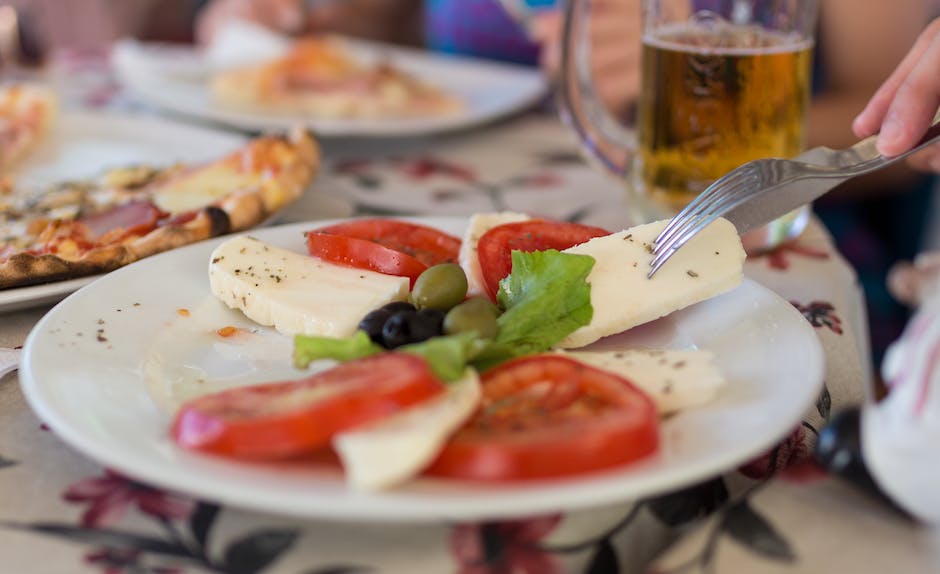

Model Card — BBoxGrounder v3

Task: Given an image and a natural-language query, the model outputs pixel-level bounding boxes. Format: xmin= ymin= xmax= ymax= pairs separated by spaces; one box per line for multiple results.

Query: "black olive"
xmin=409 ymin=309 xmax=445 ymax=344
xmin=381 ymin=301 xmax=417 ymax=314
xmin=358 ymin=308 xmax=393 ymax=344
xmin=381 ymin=312 xmax=414 ymax=349
xmin=417 ymin=308 xmax=446 ymax=332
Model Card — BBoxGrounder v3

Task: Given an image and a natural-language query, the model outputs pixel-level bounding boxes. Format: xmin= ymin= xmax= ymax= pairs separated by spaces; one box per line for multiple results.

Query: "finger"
xmin=877 ymin=33 xmax=940 ymax=156
xmin=854 ymin=19 xmax=940 ymax=137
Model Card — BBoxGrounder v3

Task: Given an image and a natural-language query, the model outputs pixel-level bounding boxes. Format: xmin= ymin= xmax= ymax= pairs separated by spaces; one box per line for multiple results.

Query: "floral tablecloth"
xmin=2 ymin=51 xmax=939 ymax=574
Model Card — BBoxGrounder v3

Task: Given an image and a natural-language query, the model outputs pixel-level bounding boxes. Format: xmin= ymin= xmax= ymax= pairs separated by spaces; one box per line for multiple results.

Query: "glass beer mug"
xmin=559 ymin=0 xmax=818 ymax=251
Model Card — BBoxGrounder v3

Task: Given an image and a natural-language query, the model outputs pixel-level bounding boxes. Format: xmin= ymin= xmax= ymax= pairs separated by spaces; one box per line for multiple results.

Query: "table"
xmin=2 ymin=54 xmax=939 ymax=574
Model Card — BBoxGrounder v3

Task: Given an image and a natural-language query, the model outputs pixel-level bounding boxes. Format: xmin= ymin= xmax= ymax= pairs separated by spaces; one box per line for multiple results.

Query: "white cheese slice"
xmin=458 ymin=211 xmax=531 ymax=297
xmin=559 ymin=218 xmax=745 ymax=349
xmin=333 ymin=369 xmax=481 ymax=491
xmin=562 ymin=349 xmax=725 ymax=415
xmin=209 ymin=235 xmax=409 ymax=337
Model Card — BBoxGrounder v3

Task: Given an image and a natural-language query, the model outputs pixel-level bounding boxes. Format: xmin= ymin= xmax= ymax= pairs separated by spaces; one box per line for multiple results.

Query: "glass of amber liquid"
xmin=559 ymin=0 xmax=818 ymax=252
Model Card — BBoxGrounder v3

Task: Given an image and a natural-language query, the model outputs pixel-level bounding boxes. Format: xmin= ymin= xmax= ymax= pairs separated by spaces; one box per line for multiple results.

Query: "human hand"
xmin=196 ymin=0 xmax=306 ymax=45
xmin=852 ymin=18 xmax=940 ymax=172
xmin=530 ymin=0 xmax=642 ymax=115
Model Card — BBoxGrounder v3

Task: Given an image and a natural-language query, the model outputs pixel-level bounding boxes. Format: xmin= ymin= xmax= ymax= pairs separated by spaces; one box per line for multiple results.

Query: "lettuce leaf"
xmin=401 ymin=332 xmax=486 ymax=381
xmin=473 ymin=249 xmax=594 ymax=369
xmin=293 ymin=330 xmax=382 ymax=369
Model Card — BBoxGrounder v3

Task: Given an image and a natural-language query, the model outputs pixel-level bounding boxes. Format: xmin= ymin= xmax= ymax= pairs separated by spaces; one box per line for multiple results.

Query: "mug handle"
xmin=557 ymin=0 xmax=638 ymax=178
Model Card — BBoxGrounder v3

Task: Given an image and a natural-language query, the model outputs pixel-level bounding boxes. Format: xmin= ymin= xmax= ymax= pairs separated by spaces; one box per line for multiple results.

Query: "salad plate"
xmin=20 ymin=216 xmax=824 ymax=522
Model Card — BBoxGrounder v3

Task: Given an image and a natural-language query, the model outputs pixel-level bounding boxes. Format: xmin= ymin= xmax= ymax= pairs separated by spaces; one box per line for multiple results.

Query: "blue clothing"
xmin=423 ymin=0 xmax=550 ymax=65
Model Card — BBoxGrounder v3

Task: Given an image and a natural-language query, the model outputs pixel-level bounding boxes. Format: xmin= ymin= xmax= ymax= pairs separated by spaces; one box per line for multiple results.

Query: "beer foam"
xmin=643 ymin=21 xmax=813 ymax=56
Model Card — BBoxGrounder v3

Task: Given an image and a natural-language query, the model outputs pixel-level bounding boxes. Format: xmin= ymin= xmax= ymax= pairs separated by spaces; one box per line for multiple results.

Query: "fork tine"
xmin=652 ymin=169 xmax=756 ymax=259
xmin=654 ymin=168 xmax=756 ymax=254
xmin=648 ymin=174 xmax=757 ymax=277
xmin=656 ymin=168 xmax=750 ymax=244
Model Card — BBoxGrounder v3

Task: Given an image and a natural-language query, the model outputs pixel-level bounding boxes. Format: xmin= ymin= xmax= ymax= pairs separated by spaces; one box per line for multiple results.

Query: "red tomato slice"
xmin=426 ymin=355 xmax=658 ymax=481
xmin=171 ymin=354 xmax=444 ymax=459
xmin=306 ymin=232 xmax=429 ymax=285
xmin=477 ymin=220 xmax=609 ymax=301
xmin=307 ymin=219 xmax=461 ymax=284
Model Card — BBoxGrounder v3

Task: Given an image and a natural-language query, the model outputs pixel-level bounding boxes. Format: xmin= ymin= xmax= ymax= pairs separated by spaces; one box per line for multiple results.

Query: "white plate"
xmin=2 ymin=112 xmax=353 ymax=313
xmin=13 ymin=112 xmax=247 ymax=188
xmin=21 ymin=217 xmax=824 ymax=522
xmin=112 ymin=39 xmax=549 ymax=137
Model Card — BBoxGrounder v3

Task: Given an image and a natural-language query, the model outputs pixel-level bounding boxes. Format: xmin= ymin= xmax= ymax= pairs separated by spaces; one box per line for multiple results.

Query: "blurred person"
xmin=195 ymin=0 xmax=641 ymax=114
xmin=5 ymin=0 xmax=195 ymax=54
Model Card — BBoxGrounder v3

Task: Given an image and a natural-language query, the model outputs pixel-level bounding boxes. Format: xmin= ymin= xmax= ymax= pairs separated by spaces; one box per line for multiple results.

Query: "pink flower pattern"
xmin=451 ymin=515 xmax=562 ymax=574
xmin=757 ymin=242 xmax=829 ymax=271
xmin=738 ymin=426 xmax=810 ymax=480
xmin=63 ymin=470 xmax=194 ymax=528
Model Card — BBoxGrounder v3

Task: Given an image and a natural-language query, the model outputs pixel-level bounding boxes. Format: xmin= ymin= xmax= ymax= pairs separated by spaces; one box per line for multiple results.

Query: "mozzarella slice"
xmin=562 ymin=349 xmax=725 ymax=415
xmin=209 ymin=235 xmax=409 ymax=337
xmin=458 ymin=211 xmax=531 ymax=297
xmin=333 ymin=369 xmax=481 ymax=490
xmin=559 ymin=218 xmax=745 ymax=349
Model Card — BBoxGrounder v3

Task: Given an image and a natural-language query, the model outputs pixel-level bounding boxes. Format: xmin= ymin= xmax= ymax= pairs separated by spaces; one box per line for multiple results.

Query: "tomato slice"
xmin=426 ymin=355 xmax=658 ymax=481
xmin=306 ymin=232 xmax=429 ymax=285
xmin=307 ymin=219 xmax=461 ymax=285
xmin=477 ymin=220 xmax=608 ymax=301
xmin=171 ymin=354 xmax=444 ymax=459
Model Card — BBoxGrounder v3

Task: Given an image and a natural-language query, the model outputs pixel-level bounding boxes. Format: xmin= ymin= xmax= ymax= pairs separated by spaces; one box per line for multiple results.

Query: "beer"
xmin=635 ymin=23 xmax=813 ymax=212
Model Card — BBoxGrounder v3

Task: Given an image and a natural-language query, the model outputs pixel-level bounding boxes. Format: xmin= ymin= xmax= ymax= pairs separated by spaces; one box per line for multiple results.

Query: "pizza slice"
xmin=0 ymin=127 xmax=319 ymax=289
xmin=210 ymin=38 xmax=464 ymax=120
xmin=0 ymin=84 xmax=57 ymax=173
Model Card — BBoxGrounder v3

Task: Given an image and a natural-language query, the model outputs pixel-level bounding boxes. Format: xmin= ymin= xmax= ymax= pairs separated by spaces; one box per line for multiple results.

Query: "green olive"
xmin=444 ymin=297 xmax=500 ymax=339
xmin=411 ymin=263 xmax=468 ymax=311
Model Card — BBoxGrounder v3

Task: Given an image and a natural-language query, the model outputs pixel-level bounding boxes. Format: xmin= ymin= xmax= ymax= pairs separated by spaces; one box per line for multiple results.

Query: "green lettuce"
xmin=293 ymin=330 xmax=382 ymax=369
xmin=473 ymin=249 xmax=594 ymax=369
xmin=401 ymin=332 xmax=486 ymax=381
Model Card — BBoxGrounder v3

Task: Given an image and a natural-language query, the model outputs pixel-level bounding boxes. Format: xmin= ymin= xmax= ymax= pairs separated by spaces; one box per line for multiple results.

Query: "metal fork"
xmin=648 ymin=115 xmax=940 ymax=278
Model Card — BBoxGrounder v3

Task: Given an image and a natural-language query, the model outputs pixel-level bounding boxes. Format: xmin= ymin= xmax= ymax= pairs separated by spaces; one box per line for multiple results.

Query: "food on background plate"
xmin=171 ymin=213 xmax=745 ymax=490
xmin=0 ymin=84 xmax=57 ymax=174
xmin=210 ymin=38 xmax=464 ymax=120
xmin=0 ymin=128 xmax=319 ymax=289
